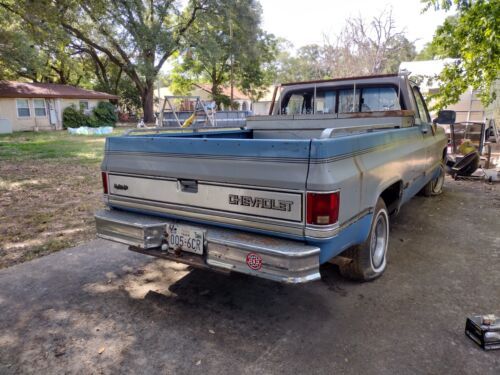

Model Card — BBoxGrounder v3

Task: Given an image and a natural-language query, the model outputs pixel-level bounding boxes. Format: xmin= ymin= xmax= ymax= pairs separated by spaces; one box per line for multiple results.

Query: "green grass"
xmin=0 ymin=129 xmax=127 ymax=163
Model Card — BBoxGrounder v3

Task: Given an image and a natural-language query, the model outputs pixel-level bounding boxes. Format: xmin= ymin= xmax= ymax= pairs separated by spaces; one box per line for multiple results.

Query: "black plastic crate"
xmin=465 ymin=315 xmax=500 ymax=350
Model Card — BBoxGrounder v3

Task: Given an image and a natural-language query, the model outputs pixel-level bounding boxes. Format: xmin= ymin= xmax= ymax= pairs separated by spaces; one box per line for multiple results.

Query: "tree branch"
xmin=154 ymin=1 xmax=205 ymax=73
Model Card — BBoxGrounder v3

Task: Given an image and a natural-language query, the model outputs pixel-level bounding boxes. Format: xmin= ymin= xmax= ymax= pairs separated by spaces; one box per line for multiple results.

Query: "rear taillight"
xmin=101 ymin=172 xmax=108 ymax=194
xmin=306 ymin=191 xmax=339 ymax=225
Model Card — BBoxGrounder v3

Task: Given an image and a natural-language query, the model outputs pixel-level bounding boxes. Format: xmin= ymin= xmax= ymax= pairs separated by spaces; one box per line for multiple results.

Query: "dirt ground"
xmin=0 ymin=179 xmax=498 ymax=374
xmin=0 ymin=161 xmax=103 ymax=268
xmin=0 ymin=131 xmax=116 ymax=269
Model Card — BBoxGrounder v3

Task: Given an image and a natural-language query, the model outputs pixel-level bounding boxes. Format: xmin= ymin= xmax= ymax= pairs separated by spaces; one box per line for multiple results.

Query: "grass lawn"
xmin=0 ymin=129 xmax=127 ymax=268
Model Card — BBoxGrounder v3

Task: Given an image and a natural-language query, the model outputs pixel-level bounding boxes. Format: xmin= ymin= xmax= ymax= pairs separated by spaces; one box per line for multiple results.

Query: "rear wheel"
xmin=339 ymin=198 xmax=389 ymax=281
xmin=422 ymin=163 xmax=445 ymax=197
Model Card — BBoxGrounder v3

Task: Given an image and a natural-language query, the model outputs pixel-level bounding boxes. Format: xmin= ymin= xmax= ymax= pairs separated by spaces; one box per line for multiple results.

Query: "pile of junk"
xmin=434 ymin=110 xmax=500 ymax=183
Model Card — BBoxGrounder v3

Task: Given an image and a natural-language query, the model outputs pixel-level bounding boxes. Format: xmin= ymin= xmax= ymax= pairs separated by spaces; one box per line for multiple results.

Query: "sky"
xmin=259 ymin=0 xmax=453 ymax=52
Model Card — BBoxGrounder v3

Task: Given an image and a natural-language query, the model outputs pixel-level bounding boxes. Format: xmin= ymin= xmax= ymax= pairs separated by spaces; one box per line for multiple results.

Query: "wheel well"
xmin=380 ymin=181 xmax=402 ymax=214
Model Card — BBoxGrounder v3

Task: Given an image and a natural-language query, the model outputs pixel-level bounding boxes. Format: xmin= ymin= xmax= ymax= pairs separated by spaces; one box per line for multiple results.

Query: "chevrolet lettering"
xmin=228 ymin=194 xmax=293 ymax=212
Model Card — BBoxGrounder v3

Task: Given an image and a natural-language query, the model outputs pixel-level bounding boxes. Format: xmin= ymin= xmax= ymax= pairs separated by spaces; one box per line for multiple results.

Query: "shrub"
xmin=62 ymin=105 xmax=88 ymax=129
xmin=63 ymin=101 xmax=117 ymax=129
xmin=93 ymin=101 xmax=117 ymax=127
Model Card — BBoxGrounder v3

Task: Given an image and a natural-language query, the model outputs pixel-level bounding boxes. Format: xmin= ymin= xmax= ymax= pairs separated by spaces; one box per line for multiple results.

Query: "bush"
xmin=93 ymin=101 xmax=117 ymax=127
xmin=62 ymin=101 xmax=117 ymax=129
xmin=62 ymin=105 xmax=89 ymax=129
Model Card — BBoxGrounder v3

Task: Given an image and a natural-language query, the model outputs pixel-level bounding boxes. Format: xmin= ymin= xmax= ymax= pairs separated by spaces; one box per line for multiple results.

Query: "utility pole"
xmin=229 ymin=20 xmax=234 ymax=111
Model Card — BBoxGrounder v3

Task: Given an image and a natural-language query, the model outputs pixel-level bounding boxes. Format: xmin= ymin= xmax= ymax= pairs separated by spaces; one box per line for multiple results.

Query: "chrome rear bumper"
xmin=95 ymin=209 xmax=321 ymax=284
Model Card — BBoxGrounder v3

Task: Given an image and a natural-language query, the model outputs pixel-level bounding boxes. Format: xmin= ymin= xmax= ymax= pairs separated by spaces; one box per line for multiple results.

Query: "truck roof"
xmin=279 ymin=73 xmax=399 ymax=87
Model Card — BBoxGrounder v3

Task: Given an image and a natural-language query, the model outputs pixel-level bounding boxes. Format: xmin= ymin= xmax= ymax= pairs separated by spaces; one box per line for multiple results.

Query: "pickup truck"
xmin=95 ymin=73 xmax=448 ymax=283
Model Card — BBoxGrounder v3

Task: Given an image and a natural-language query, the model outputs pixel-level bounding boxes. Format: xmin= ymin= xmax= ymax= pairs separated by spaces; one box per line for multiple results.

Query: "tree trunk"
xmin=211 ymin=67 xmax=222 ymax=109
xmin=142 ymin=85 xmax=155 ymax=124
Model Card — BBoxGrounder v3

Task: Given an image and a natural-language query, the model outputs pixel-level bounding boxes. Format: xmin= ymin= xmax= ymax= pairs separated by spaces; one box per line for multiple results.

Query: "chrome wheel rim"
xmin=370 ymin=212 xmax=388 ymax=270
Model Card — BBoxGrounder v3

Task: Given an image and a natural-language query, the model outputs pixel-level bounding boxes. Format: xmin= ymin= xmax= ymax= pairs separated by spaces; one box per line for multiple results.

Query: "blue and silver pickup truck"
xmin=95 ymin=74 xmax=448 ymax=283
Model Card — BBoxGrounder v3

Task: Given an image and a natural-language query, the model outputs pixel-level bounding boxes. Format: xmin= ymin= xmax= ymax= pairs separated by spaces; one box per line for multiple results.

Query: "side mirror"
xmin=433 ymin=110 xmax=456 ymax=125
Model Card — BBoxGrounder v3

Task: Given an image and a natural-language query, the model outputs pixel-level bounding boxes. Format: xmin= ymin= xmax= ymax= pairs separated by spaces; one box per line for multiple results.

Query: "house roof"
xmin=0 ymin=81 xmax=119 ymax=100
xmin=194 ymin=83 xmax=250 ymax=100
xmin=399 ymin=59 xmax=459 ymax=78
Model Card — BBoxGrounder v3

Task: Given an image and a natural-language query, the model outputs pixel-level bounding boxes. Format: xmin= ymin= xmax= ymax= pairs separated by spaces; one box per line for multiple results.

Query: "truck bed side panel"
xmin=307 ymin=127 xmax=435 ymax=263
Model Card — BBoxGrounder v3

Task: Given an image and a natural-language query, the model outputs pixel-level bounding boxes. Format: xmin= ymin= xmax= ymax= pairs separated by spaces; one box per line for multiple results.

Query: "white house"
xmin=0 ymin=81 xmax=119 ymax=133
xmin=399 ymin=59 xmax=494 ymax=123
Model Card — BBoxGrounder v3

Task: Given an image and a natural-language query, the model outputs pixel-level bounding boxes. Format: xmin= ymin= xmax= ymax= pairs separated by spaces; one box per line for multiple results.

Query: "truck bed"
xmin=102 ymin=114 xmax=423 ymax=244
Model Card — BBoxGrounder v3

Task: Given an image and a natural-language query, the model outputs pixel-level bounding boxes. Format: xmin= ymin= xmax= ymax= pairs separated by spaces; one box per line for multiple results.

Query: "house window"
xmin=33 ymin=99 xmax=47 ymax=117
xmin=79 ymin=100 xmax=89 ymax=110
xmin=16 ymin=99 xmax=31 ymax=117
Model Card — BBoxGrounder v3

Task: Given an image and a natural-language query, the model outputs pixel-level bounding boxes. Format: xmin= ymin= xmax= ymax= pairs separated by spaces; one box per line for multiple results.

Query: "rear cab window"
xmin=339 ymin=89 xmax=361 ymax=113
xmin=315 ymin=90 xmax=336 ymax=114
xmin=279 ymin=84 xmax=402 ymax=115
xmin=281 ymin=90 xmax=313 ymax=115
xmin=360 ymin=87 xmax=401 ymax=112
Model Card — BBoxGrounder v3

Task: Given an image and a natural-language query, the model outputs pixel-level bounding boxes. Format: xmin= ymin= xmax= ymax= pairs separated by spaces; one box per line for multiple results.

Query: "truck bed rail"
xmin=320 ymin=123 xmax=401 ymax=138
xmin=124 ymin=125 xmax=245 ymax=136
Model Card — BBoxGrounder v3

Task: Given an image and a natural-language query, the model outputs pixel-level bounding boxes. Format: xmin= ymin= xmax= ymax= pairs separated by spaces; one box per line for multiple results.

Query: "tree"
xmin=323 ymin=9 xmax=416 ymax=77
xmin=0 ymin=0 xmax=208 ymax=122
xmin=0 ymin=10 xmax=91 ymax=85
xmin=170 ymin=0 xmax=276 ymax=107
xmin=415 ymin=42 xmax=442 ymax=61
xmin=422 ymin=0 xmax=500 ymax=109
xmin=272 ymin=42 xmax=330 ymax=83
xmin=272 ymin=10 xmax=416 ymax=84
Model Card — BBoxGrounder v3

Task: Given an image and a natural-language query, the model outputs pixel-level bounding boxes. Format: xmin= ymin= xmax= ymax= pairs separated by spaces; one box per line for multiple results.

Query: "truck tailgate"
xmin=102 ymin=135 xmax=311 ymax=237
xmin=104 ymin=135 xmax=311 ymax=189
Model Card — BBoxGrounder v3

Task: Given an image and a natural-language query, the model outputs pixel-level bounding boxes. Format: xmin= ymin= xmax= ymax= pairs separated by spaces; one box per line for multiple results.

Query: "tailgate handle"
xmin=177 ymin=179 xmax=198 ymax=193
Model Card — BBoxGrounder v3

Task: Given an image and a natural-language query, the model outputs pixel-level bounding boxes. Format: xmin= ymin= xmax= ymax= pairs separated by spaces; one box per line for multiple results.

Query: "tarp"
xmin=67 ymin=126 xmax=113 ymax=135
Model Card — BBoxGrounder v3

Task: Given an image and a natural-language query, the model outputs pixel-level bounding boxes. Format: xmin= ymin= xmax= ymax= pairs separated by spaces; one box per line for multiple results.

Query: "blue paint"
xmin=106 ymin=134 xmax=311 ymax=159
xmin=431 ymin=164 xmax=441 ymax=179
xmin=307 ymin=214 xmax=373 ymax=264
xmin=107 ymin=126 xmax=424 ymax=162
xmin=401 ymin=164 xmax=440 ymax=204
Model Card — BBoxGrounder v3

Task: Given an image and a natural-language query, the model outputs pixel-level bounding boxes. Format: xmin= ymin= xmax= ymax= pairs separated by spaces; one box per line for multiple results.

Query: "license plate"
xmin=166 ymin=224 xmax=205 ymax=255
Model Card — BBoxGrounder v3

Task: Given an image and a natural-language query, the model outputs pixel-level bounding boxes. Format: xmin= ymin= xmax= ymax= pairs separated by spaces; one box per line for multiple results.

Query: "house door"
xmin=47 ymin=99 xmax=59 ymax=128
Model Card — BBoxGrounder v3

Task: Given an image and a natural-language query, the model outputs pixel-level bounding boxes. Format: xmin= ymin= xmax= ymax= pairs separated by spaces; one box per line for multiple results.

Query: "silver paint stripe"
xmin=108 ymin=174 xmax=303 ymax=222
xmin=107 ymin=197 xmax=373 ymax=240
xmin=304 ymin=207 xmax=373 ymax=239
xmin=309 ymin=134 xmax=422 ymax=164
xmin=108 ymin=196 xmax=305 ymax=237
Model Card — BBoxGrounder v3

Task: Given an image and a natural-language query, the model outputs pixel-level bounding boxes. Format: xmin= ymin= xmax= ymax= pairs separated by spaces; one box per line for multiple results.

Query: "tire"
xmin=339 ymin=198 xmax=389 ymax=281
xmin=422 ymin=163 xmax=445 ymax=197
